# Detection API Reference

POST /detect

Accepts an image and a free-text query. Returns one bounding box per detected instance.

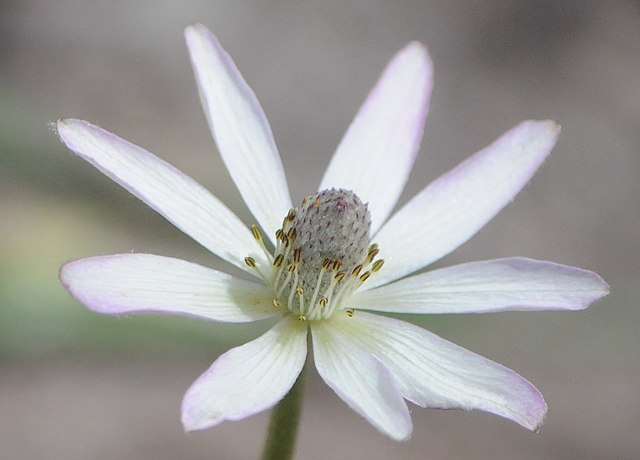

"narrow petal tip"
[184,23,212,42]
[394,40,433,86]
[56,118,92,152]
[399,40,430,62]
[574,268,610,308]
[521,119,561,143]
[517,382,548,432]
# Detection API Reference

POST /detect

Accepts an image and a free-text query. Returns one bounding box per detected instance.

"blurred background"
[1,1,638,459]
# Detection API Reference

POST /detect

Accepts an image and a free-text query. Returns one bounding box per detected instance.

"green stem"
[261,363,307,460]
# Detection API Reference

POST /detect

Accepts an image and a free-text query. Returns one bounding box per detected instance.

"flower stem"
[261,363,307,460]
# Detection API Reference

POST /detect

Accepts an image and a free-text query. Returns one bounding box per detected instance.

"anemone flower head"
[57,24,609,441]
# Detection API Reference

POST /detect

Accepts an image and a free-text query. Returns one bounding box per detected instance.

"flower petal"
[185,24,292,244]
[319,42,433,233]
[60,254,280,322]
[338,311,547,431]
[369,120,560,289]
[311,320,412,440]
[353,257,609,314]
[57,119,264,273]
[182,316,307,431]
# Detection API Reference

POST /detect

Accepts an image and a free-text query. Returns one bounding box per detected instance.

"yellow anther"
[319,296,328,308]
[287,208,296,221]
[244,257,256,268]
[275,228,284,241]
[369,243,379,253]
[296,287,304,295]
[359,271,371,283]
[302,197,309,206]
[346,309,355,317]
[287,263,296,272]
[366,248,379,263]
[371,259,385,272]
[322,258,333,270]
[332,260,342,271]
[293,248,302,263]
[251,225,263,241]
[287,227,296,240]
[273,254,284,268]
[334,272,346,283]
[352,264,363,276]
[272,299,282,307]
[298,315,307,321]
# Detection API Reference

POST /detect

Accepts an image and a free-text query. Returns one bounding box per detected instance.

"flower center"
[244,188,384,321]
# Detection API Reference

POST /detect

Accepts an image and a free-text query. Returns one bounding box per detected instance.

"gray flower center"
[245,188,383,321]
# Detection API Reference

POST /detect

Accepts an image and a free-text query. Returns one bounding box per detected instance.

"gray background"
[1,1,638,459]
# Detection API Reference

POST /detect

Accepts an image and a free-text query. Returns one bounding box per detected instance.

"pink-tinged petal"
[185,24,291,244]
[369,120,560,289]
[339,311,547,431]
[57,119,265,273]
[353,257,609,314]
[319,42,433,233]
[311,319,412,440]
[60,254,280,322]
[182,316,307,431]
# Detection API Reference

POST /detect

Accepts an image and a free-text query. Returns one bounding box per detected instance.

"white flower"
[57,24,608,441]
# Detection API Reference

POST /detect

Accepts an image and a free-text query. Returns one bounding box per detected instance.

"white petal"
[320,42,433,233]
[311,320,412,440]
[353,257,609,314]
[182,316,307,430]
[57,119,265,273]
[339,312,547,431]
[369,120,560,289]
[185,24,291,244]
[60,254,280,322]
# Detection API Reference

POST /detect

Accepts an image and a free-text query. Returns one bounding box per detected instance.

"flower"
[57,24,608,441]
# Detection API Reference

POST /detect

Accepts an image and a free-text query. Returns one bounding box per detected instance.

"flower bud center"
[292,188,371,298]
[245,188,384,321]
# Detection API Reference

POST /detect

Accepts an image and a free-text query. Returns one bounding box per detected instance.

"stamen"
[251,225,273,264]
[244,256,269,284]
[288,279,298,310]
[272,243,294,286]
[273,254,284,268]
[308,261,329,312]
[372,259,385,272]
[276,264,295,297]
[244,256,256,268]
[245,188,385,321]
[296,286,305,313]
[365,248,379,264]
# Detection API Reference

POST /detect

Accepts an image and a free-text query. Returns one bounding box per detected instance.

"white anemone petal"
[353,257,609,314]
[334,312,547,431]
[185,24,291,244]
[61,254,280,322]
[182,316,307,431]
[311,319,412,440]
[370,120,560,289]
[320,42,433,233]
[57,119,264,273]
